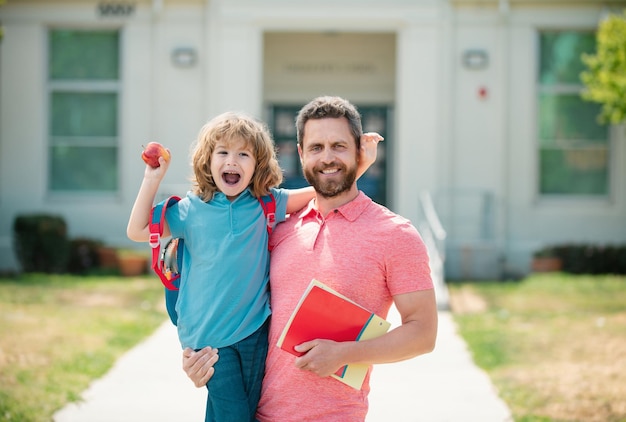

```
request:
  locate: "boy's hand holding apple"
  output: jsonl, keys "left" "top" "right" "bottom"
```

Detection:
{"left": 142, "top": 142, "right": 171, "bottom": 168}
{"left": 141, "top": 142, "right": 171, "bottom": 181}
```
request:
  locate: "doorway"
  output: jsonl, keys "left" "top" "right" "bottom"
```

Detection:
{"left": 268, "top": 104, "right": 390, "bottom": 205}
{"left": 263, "top": 31, "right": 396, "bottom": 205}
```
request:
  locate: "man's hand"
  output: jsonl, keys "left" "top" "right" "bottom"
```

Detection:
{"left": 293, "top": 339, "right": 348, "bottom": 378}
{"left": 182, "top": 347, "right": 219, "bottom": 388}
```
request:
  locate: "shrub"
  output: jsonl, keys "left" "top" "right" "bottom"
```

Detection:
{"left": 13, "top": 214, "right": 69, "bottom": 273}
{"left": 551, "top": 243, "right": 626, "bottom": 275}
{"left": 67, "top": 238, "right": 104, "bottom": 274}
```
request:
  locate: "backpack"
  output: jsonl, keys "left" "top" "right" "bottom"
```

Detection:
{"left": 149, "top": 193, "right": 276, "bottom": 325}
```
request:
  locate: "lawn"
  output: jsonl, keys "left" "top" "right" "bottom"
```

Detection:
{"left": 2, "top": 272, "right": 624, "bottom": 422}
{"left": 0, "top": 273, "right": 167, "bottom": 422}
{"left": 448, "top": 273, "right": 626, "bottom": 422}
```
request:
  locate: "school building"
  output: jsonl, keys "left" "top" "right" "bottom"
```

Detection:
{"left": 1, "top": 0, "right": 625, "bottom": 280}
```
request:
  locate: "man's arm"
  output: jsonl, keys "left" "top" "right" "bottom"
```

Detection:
{"left": 292, "top": 289, "right": 438, "bottom": 377}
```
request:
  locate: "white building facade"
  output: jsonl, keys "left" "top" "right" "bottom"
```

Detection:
{"left": 1, "top": 0, "right": 625, "bottom": 279}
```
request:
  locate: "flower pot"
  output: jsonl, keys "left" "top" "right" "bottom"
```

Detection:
{"left": 531, "top": 257, "right": 562, "bottom": 272}
{"left": 118, "top": 255, "right": 148, "bottom": 276}
{"left": 97, "top": 247, "right": 119, "bottom": 270}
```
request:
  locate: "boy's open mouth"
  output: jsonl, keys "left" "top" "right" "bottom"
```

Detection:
{"left": 223, "top": 171, "right": 241, "bottom": 185}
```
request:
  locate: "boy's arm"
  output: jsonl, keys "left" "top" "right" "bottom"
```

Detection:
{"left": 284, "top": 132, "right": 383, "bottom": 214}
{"left": 127, "top": 155, "right": 171, "bottom": 242}
{"left": 356, "top": 132, "right": 384, "bottom": 179}
{"left": 285, "top": 187, "right": 315, "bottom": 214}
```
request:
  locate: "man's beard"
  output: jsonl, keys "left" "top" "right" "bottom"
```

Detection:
{"left": 303, "top": 162, "right": 358, "bottom": 198}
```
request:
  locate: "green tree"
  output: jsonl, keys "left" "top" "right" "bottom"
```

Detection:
{"left": 580, "top": 11, "right": 626, "bottom": 125}
{"left": 0, "top": 0, "right": 5, "bottom": 41}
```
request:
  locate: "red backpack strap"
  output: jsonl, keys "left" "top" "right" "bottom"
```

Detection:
{"left": 149, "top": 196, "right": 181, "bottom": 290}
{"left": 258, "top": 193, "right": 276, "bottom": 238}
{"left": 258, "top": 193, "right": 276, "bottom": 252}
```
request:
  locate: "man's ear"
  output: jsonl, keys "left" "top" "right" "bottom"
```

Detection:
{"left": 297, "top": 144, "right": 304, "bottom": 164}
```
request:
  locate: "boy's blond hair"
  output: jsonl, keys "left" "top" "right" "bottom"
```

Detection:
{"left": 191, "top": 112, "right": 283, "bottom": 201}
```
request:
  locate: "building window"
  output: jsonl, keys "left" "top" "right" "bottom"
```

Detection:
{"left": 48, "top": 29, "right": 120, "bottom": 192}
{"left": 537, "top": 31, "right": 609, "bottom": 196}
{"left": 269, "top": 104, "right": 389, "bottom": 206}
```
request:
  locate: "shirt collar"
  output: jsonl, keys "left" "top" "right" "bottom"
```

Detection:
{"left": 211, "top": 188, "right": 253, "bottom": 204}
{"left": 301, "top": 191, "right": 371, "bottom": 222}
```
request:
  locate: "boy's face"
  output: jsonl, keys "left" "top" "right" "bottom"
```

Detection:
{"left": 298, "top": 117, "right": 358, "bottom": 198}
{"left": 211, "top": 138, "right": 256, "bottom": 200}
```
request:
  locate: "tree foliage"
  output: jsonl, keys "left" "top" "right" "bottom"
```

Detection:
{"left": 0, "top": 0, "right": 5, "bottom": 41}
{"left": 580, "top": 11, "right": 626, "bottom": 125}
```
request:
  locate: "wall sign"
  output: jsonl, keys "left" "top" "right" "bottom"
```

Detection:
{"left": 98, "top": 2, "right": 136, "bottom": 17}
{"left": 285, "top": 62, "right": 376, "bottom": 75}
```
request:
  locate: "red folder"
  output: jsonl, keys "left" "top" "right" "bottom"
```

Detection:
{"left": 277, "top": 279, "right": 390, "bottom": 389}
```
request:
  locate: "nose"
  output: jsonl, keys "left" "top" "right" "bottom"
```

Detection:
{"left": 320, "top": 147, "right": 335, "bottom": 163}
{"left": 225, "top": 153, "right": 239, "bottom": 166}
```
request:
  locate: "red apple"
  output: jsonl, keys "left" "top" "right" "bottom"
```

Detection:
{"left": 141, "top": 142, "right": 170, "bottom": 168}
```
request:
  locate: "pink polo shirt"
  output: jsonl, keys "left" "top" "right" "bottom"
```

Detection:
{"left": 257, "top": 192, "right": 433, "bottom": 422}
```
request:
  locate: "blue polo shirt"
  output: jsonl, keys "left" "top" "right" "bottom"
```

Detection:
{"left": 166, "top": 187, "right": 288, "bottom": 349}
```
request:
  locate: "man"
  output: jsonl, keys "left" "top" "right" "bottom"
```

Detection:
{"left": 184, "top": 96, "right": 438, "bottom": 421}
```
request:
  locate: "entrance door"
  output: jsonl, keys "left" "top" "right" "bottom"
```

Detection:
{"left": 269, "top": 104, "right": 390, "bottom": 206}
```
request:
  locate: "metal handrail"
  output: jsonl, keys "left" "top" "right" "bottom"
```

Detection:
{"left": 418, "top": 190, "right": 449, "bottom": 310}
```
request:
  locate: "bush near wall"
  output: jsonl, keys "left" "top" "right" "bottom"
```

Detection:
{"left": 13, "top": 214, "right": 110, "bottom": 275}
{"left": 67, "top": 238, "right": 104, "bottom": 274}
{"left": 13, "top": 214, "right": 70, "bottom": 273}
{"left": 551, "top": 244, "right": 626, "bottom": 275}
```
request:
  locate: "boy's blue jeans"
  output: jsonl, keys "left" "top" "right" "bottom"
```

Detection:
{"left": 203, "top": 317, "right": 269, "bottom": 422}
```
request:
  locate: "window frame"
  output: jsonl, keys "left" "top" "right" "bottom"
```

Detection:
{"left": 535, "top": 28, "right": 613, "bottom": 201}
{"left": 46, "top": 27, "right": 122, "bottom": 197}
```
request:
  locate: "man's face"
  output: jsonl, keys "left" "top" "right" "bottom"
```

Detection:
{"left": 298, "top": 117, "right": 358, "bottom": 198}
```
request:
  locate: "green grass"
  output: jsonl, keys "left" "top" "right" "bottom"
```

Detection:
{"left": 0, "top": 273, "right": 167, "bottom": 422}
{"left": 449, "top": 273, "right": 626, "bottom": 422}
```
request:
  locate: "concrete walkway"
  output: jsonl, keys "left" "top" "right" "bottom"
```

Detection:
{"left": 54, "top": 307, "right": 512, "bottom": 422}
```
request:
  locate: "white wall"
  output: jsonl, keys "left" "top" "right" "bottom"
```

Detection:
{"left": 440, "top": 9, "right": 509, "bottom": 279}
{"left": 443, "top": 5, "right": 626, "bottom": 278}
{"left": 127, "top": 4, "right": 207, "bottom": 197}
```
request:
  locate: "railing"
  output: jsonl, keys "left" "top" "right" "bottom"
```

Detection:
{"left": 417, "top": 190, "right": 449, "bottom": 310}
